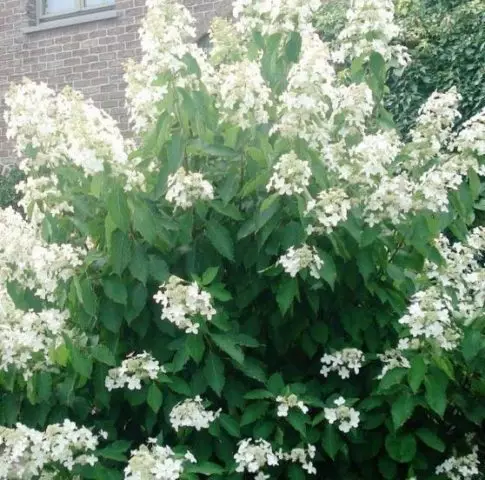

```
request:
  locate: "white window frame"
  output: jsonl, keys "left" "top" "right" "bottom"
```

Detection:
{"left": 36, "top": 0, "right": 115, "bottom": 23}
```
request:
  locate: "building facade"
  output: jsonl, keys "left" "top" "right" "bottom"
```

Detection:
{"left": 0, "top": 0, "right": 231, "bottom": 172}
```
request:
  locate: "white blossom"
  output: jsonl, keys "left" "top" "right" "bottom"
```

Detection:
{"left": 0, "top": 207, "right": 84, "bottom": 301}
{"left": 0, "top": 420, "right": 102, "bottom": 479}
{"left": 281, "top": 445, "right": 317, "bottom": 475}
{"left": 377, "top": 349, "right": 411, "bottom": 379}
{"left": 276, "top": 394, "right": 309, "bottom": 417}
{"left": 165, "top": 168, "right": 214, "bottom": 209}
{"left": 213, "top": 59, "right": 272, "bottom": 130}
{"left": 125, "top": 440, "right": 196, "bottom": 480}
{"left": 232, "top": 0, "right": 322, "bottom": 36}
{"left": 153, "top": 275, "right": 216, "bottom": 334}
{"left": 169, "top": 396, "right": 220, "bottom": 431}
{"left": 305, "top": 188, "right": 352, "bottom": 234}
{"left": 453, "top": 107, "right": 485, "bottom": 158}
{"left": 266, "top": 152, "right": 312, "bottom": 196}
{"left": 277, "top": 244, "right": 323, "bottom": 278}
{"left": 234, "top": 438, "right": 280, "bottom": 478}
{"left": 435, "top": 446, "right": 480, "bottom": 480}
{"left": 334, "top": 0, "right": 409, "bottom": 66}
{"left": 320, "top": 348, "right": 365, "bottom": 379}
{"left": 324, "top": 397, "right": 360, "bottom": 433}
{"left": 105, "top": 352, "right": 165, "bottom": 391}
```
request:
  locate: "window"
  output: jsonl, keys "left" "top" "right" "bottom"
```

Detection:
{"left": 38, "top": 0, "right": 115, "bottom": 20}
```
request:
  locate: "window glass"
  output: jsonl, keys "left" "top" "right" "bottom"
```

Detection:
{"left": 85, "top": 0, "right": 115, "bottom": 7}
{"left": 44, "top": 0, "right": 77, "bottom": 14}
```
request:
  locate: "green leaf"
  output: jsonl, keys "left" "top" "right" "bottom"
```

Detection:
{"left": 92, "top": 345, "right": 116, "bottom": 366}
{"left": 211, "top": 333, "right": 244, "bottom": 363}
{"left": 391, "top": 391, "right": 415, "bottom": 429}
{"left": 378, "top": 368, "right": 407, "bottom": 392}
{"left": 204, "top": 352, "right": 225, "bottom": 396}
{"left": 74, "top": 277, "right": 98, "bottom": 317}
{"left": 110, "top": 230, "right": 132, "bottom": 276}
{"left": 201, "top": 267, "right": 219, "bottom": 286}
{"left": 70, "top": 347, "right": 93, "bottom": 378}
{"left": 424, "top": 369, "right": 448, "bottom": 417}
{"left": 107, "top": 186, "right": 130, "bottom": 232}
{"left": 219, "top": 413, "right": 240, "bottom": 437}
{"left": 244, "top": 389, "right": 274, "bottom": 400}
{"left": 408, "top": 355, "right": 426, "bottom": 393}
{"left": 285, "top": 31, "right": 302, "bottom": 62}
{"left": 322, "top": 424, "right": 343, "bottom": 460}
{"left": 99, "top": 299, "right": 123, "bottom": 333}
{"left": 319, "top": 251, "right": 337, "bottom": 289}
{"left": 186, "top": 334, "right": 205, "bottom": 364}
{"left": 133, "top": 201, "right": 157, "bottom": 243}
{"left": 287, "top": 409, "right": 307, "bottom": 437}
{"left": 129, "top": 244, "right": 149, "bottom": 284}
{"left": 416, "top": 428, "right": 445, "bottom": 452}
{"left": 276, "top": 277, "right": 299, "bottom": 316}
{"left": 385, "top": 433, "right": 417, "bottom": 463}
{"left": 185, "top": 462, "right": 225, "bottom": 476}
{"left": 148, "top": 255, "right": 169, "bottom": 283}
{"left": 147, "top": 383, "right": 163, "bottom": 413}
{"left": 102, "top": 277, "right": 128, "bottom": 305}
{"left": 98, "top": 441, "right": 131, "bottom": 462}
{"left": 462, "top": 329, "right": 483, "bottom": 362}
{"left": 267, "top": 373, "right": 285, "bottom": 395}
{"left": 241, "top": 402, "right": 269, "bottom": 426}
{"left": 206, "top": 219, "right": 235, "bottom": 262}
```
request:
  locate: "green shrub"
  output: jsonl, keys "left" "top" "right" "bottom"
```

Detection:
{"left": 0, "top": 1, "right": 484, "bottom": 479}
{"left": 0, "top": 166, "right": 23, "bottom": 208}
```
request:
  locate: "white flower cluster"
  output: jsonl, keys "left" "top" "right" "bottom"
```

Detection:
{"left": 209, "top": 17, "right": 247, "bottom": 65}
{"left": 0, "top": 420, "right": 103, "bottom": 479}
{"left": 320, "top": 348, "right": 365, "bottom": 379}
{"left": 0, "top": 285, "right": 69, "bottom": 378}
{"left": 105, "top": 352, "right": 165, "bottom": 391}
{"left": 453, "top": 107, "right": 485, "bottom": 158}
{"left": 213, "top": 59, "right": 272, "bottom": 130}
{"left": 0, "top": 207, "right": 84, "bottom": 301}
{"left": 169, "top": 396, "right": 221, "bottom": 431}
{"left": 165, "top": 168, "right": 214, "bottom": 209}
{"left": 234, "top": 438, "right": 280, "bottom": 479}
{"left": 273, "top": 33, "right": 336, "bottom": 150}
{"left": 407, "top": 88, "right": 462, "bottom": 168}
{"left": 232, "top": 0, "right": 322, "bottom": 36}
{"left": 435, "top": 446, "right": 480, "bottom": 480}
{"left": 125, "top": 440, "right": 196, "bottom": 480}
{"left": 305, "top": 188, "right": 352, "bottom": 234}
{"left": 399, "top": 228, "right": 485, "bottom": 350}
{"left": 153, "top": 275, "right": 216, "bottom": 334}
{"left": 276, "top": 393, "right": 309, "bottom": 417}
{"left": 277, "top": 244, "right": 323, "bottom": 278}
{"left": 377, "top": 349, "right": 411, "bottom": 379}
{"left": 324, "top": 397, "right": 360, "bottom": 433}
{"left": 281, "top": 445, "right": 317, "bottom": 475}
{"left": 4, "top": 80, "right": 142, "bottom": 194}
{"left": 267, "top": 152, "right": 312, "bottom": 196}
{"left": 398, "top": 288, "right": 460, "bottom": 351}
{"left": 124, "top": 0, "right": 211, "bottom": 132}
{"left": 334, "top": 0, "right": 409, "bottom": 67}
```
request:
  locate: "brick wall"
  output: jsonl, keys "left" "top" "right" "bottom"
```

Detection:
{"left": 0, "top": 0, "right": 231, "bottom": 169}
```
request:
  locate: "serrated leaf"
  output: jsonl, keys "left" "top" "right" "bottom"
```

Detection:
{"left": 276, "top": 277, "right": 298, "bottom": 315}
{"left": 219, "top": 414, "right": 240, "bottom": 437}
{"left": 211, "top": 333, "right": 244, "bottom": 363}
{"left": 385, "top": 433, "right": 416, "bottom": 463}
{"left": 408, "top": 355, "right": 426, "bottom": 393}
{"left": 147, "top": 383, "right": 163, "bottom": 413}
{"left": 204, "top": 352, "right": 225, "bottom": 396}
{"left": 416, "top": 428, "right": 445, "bottom": 452}
{"left": 110, "top": 230, "right": 132, "bottom": 276}
{"left": 424, "top": 369, "right": 448, "bottom": 417}
{"left": 92, "top": 345, "right": 116, "bottom": 366}
{"left": 129, "top": 244, "right": 149, "bottom": 284}
{"left": 102, "top": 277, "right": 127, "bottom": 305}
{"left": 70, "top": 347, "right": 93, "bottom": 378}
{"left": 107, "top": 186, "right": 130, "bottom": 232}
{"left": 391, "top": 392, "right": 415, "bottom": 429}
{"left": 206, "top": 219, "right": 235, "bottom": 262}
{"left": 244, "top": 389, "right": 274, "bottom": 400}
{"left": 322, "top": 424, "right": 342, "bottom": 459}
{"left": 201, "top": 266, "right": 219, "bottom": 286}
{"left": 186, "top": 334, "right": 205, "bottom": 364}
{"left": 241, "top": 402, "right": 269, "bottom": 426}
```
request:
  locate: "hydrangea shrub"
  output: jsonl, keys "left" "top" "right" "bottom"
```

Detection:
{"left": 0, "top": 0, "right": 484, "bottom": 479}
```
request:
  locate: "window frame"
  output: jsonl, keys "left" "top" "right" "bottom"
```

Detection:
{"left": 36, "top": 0, "right": 115, "bottom": 24}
